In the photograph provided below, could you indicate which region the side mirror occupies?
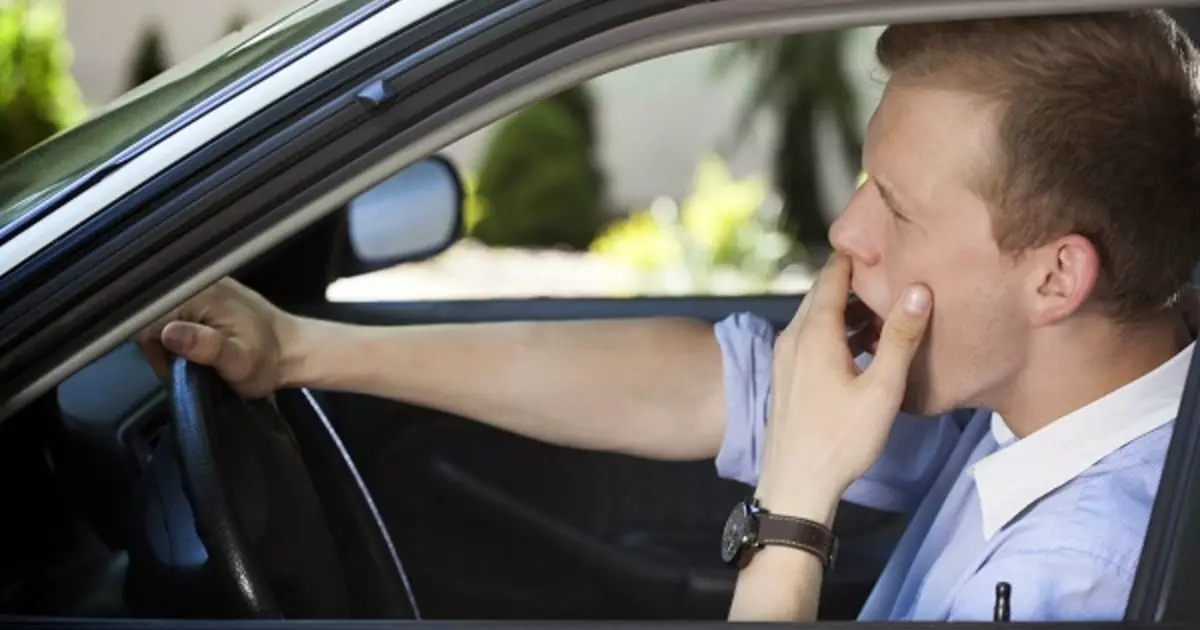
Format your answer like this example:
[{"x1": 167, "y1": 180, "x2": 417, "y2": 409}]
[{"x1": 335, "y1": 155, "x2": 464, "y2": 278}]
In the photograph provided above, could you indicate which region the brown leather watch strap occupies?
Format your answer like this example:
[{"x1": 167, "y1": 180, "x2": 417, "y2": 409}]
[{"x1": 757, "y1": 513, "x2": 838, "y2": 569}]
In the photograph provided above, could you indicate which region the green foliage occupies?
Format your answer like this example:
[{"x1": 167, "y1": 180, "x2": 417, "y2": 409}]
[
  {"x1": 590, "y1": 155, "x2": 803, "y2": 295},
  {"x1": 470, "y1": 85, "x2": 607, "y2": 250},
  {"x1": 460, "y1": 168, "x2": 486, "y2": 233},
  {"x1": 128, "y1": 23, "x2": 170, "y2": 90},
  {"x1": 0, "y1": 0, "x2": 86, "y2": 165}
]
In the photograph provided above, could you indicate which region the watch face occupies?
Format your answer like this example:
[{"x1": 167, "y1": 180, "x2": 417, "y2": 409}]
[{"x1": 720, "y1": 501, "x2": 754, "y2": 565}]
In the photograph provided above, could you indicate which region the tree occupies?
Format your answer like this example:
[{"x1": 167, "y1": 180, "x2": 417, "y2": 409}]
[
  {"x1": 0, "y1": 0, "x2": 86, "y2": 165},
  {"x1": 715, "y1": 31, "x2": 864, "y2": 248},
  {"x1": 127, "y1": 23, "x2": 169, "y2": 90}
]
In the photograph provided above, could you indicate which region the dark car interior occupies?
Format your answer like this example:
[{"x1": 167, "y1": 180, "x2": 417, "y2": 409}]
[{"x1": 0, "y1": 166, "x2": 909, "y2": 621}]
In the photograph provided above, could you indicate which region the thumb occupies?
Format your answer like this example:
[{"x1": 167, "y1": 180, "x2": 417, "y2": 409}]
[
  {"x1": 161, "y1": 321, "x2": 254, "y2": 383},
  {"x1": 161, "y1": 321, "x2": 208, "y2": 359},
  {"x1": 863, "y1": 285, "x2": 932, "y2": 393}
]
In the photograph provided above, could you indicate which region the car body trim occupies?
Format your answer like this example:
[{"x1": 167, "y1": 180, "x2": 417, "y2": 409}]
[
  {"x1": 0, "y1": 0, "x2": 398, "y2": 249},
  {"x1": 0, "y1": 0, "x2": 458, "y2": 278},
  {"x1": 1126, "y1": 290, "x2": 1200, "y2": 620},
  {"x1": 0, "y1": 0, "x2": 619, "y2": 413},
  {"x1": 0, "y1": 0, "x2": 524, "y2": 312}
]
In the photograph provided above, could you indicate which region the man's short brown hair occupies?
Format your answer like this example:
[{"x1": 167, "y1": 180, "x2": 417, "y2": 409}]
[{"x1": 877, "y1": 10, "x2": 1200, "y2": 321}]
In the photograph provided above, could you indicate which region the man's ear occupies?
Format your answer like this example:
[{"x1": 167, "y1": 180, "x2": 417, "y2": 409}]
[{"x1": 1025, "y1": 233, "x2": 1101, "y2": 326}]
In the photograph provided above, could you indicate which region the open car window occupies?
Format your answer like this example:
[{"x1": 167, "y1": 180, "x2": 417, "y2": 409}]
[{"x1": 0, "y1": 0, "x2": 383, "y2": 233}]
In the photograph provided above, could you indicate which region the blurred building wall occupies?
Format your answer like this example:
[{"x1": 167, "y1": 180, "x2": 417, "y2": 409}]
[
  {"x1": 62, "y1": 0, "x2": 287, "y2": 107},
  {"x1": 59, "y1": 0, "x2": 879, "y2": 217}
]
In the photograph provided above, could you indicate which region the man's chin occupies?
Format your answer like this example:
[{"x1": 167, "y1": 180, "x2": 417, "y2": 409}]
[
  {"x1": 898, "y1": 381, "x2": 942, "y2": 417},
  {"x1": 898, "y1": 395, "x2": 924, "y2": 416},
  {"x1": 860, "y1": 355, "x2": 945, "y2": 417},
  {"x1": 901, "y1": 393, "x2": 965, "y2": 419}
]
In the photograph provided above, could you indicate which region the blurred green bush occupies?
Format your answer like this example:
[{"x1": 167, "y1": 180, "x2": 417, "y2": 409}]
[
  {"x1": 469, "y1": 85, "x2": 607, "y2": 250},
  {"x1": 0, "y1": 0, "x2": 85, "y2": 165},
  {"x1": 461, "y1": 168, "x2": 486, "y2": 233},
  {"x1": 590, "y1": 154, "x2": 803, "y2": 295}
]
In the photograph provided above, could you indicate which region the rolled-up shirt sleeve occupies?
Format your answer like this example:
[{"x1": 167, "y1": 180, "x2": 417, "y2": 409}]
[{"x1": 712, "y1": 311, "x2": 963, "y2": 514}]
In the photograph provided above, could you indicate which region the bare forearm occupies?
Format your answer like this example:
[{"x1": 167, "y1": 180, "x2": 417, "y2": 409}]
[
  {"x1": 728, "y1": 489, "x2": 841, "y2": 621},
  {"x1": 728, "y1": 548, "x2": 824, "y2": 621},
  {"x1": 281, "y1": 316, "x2": 726, "y2": 460}
]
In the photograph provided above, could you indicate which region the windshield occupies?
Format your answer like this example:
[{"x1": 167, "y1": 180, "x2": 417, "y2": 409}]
[{"x1": 0, "y1": 0, "x2": 384, "y2": 233}]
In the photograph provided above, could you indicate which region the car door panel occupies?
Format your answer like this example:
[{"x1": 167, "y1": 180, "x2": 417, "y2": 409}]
[{"x1": 293, "y1": 296, "x2": 907, "y2": 620}]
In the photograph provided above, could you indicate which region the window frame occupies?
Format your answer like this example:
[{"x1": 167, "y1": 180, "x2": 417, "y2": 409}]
[{"x1": 0, "y1": 0, "x2": 402, "y2": 245}]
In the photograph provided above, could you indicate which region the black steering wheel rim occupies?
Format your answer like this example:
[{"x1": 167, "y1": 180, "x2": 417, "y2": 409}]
[
  {"x1": 169, "y1": 358, "x2": 284, "y2": 617},
  {"x1": 162, "y1": 356, "x2": 419, "y2": 619}
]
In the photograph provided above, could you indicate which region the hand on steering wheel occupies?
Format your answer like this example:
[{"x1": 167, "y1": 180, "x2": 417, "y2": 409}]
[{"x1": 125, "y1": 355, "x2": 419, "y2": 619}]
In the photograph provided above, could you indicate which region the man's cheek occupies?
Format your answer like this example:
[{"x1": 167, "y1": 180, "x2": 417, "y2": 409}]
[{"x1": 851, "y1": 273, "x2": 892, "y2": 316}]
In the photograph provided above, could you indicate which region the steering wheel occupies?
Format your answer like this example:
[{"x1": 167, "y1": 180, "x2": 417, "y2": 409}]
[{"x1": 125, "y1": 357, "x2": 419, "y2": 619}]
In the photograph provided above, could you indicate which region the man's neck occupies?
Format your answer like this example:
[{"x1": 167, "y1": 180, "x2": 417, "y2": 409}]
[{"x1": 991, "y1": 311, "x2": 1193, "y2": 439}]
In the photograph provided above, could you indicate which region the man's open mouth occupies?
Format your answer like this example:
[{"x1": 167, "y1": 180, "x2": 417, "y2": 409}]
[
  {"x1": 847, "y1": 295, "x2": 884, "y2": 356},
  {"x1": 864, "y1": 314, "x2": 884, "y2": 354}
]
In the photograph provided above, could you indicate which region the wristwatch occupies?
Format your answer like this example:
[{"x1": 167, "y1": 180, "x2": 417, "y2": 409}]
[{"x1": 720, "y1": 496, "x2": 838, "y2": 570}]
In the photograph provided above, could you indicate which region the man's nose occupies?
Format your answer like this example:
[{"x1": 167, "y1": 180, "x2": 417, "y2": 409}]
[{"x1": 828, "y1": 187, "x2": 880, "y2": 266}]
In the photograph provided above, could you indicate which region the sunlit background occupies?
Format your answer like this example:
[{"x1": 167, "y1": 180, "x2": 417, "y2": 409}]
[{"x1": 2, "y1": 0, "x2": 894, "y2": 302}]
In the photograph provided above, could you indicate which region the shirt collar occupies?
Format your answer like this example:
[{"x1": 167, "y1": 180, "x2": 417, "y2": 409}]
[{"x1": 972, "y1": 339, "x2": 1195, "y2": 541}]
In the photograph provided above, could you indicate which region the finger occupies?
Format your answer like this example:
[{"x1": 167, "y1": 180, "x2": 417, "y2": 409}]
[
  {"x1": 784, "y1": 294, "x2": 814, "y2": 341},
  {"x1": 784, "y1": 254, "x2": 846, "y2": 331},
  {"x1": 863, "y1": 284, "x2": 932, "y2": 393},
  {"x1": 789, "y1": 272, "x2": 823, "y2": 323},
  {"x1": 780, "y1": 285, "x2": 818, "y2": 343},
  {"x1": 164, "y1": 321, "x2": 260, "y2": 386},
  {"x1": 135, "y1": 279, "x2": 236, "y2": 379},
  {"x1": 135, "y1": 307, "x2": 187, "y2": 383},
  {"x1": 806, "y1": 253, "x2": 854, "y2": 328},
  {"x1": 160, "y1": 320, "x2": 233, "y2": 368}
]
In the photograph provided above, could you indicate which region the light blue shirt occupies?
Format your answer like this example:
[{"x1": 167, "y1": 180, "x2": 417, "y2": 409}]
[{"x1": 713, "y1": 312, "x2": 1192, "y2": 622}]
